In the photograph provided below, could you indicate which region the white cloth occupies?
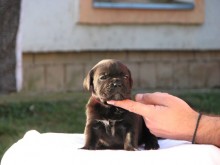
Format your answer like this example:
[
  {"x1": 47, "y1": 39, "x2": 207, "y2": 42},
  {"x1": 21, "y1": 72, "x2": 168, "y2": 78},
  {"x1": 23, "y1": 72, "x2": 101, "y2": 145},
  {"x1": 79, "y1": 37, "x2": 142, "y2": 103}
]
[{"x1": 1, "y1": 130, "x2": 220, "y2": 165}]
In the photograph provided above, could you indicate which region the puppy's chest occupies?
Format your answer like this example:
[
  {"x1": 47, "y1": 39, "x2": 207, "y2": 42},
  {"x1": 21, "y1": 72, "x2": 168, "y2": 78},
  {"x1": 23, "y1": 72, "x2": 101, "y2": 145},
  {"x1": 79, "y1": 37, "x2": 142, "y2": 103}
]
[
  {"x1": 100, "y1": 107, "x2": 125, "y2": 119},
  {"x1": 96, "y1": 118, "x2": 122, "y2": 134},
  {"x1": 94, "y1": 107, "x2": 127, "y2": 137}
]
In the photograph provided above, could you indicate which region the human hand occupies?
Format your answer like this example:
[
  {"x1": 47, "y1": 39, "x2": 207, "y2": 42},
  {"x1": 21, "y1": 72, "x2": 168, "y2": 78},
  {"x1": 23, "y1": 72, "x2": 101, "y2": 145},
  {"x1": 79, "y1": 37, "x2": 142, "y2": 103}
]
[{"x1": 107, "y1": 92, "x2": 198, "y2": 141}]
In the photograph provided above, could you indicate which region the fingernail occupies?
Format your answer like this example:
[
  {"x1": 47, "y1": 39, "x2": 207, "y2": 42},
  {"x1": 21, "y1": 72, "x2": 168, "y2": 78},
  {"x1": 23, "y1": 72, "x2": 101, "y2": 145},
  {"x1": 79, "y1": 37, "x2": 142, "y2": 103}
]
[
  {"x1": 135, "y1": 94, "x2": 143, "y2": 101},
  {"x1": 107, "y1": 100, "x2": 115, "y2": 105}
]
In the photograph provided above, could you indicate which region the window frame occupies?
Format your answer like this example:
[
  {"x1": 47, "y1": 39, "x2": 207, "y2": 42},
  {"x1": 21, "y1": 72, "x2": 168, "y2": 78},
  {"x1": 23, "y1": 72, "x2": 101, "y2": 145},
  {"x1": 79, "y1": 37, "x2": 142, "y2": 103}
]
[
  {"x1": 93, "y1": 1, "x2": 195, "y2": 10},
  {"x1": 78, "y1": 0, "x2": 204, "y2": 24}
]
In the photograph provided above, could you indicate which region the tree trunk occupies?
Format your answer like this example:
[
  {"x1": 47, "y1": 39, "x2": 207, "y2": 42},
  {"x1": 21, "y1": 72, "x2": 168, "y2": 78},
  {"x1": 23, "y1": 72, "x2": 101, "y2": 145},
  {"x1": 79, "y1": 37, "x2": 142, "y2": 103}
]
[{"x1": 0, "y1": 0, "x2": 21, "y2": 93}]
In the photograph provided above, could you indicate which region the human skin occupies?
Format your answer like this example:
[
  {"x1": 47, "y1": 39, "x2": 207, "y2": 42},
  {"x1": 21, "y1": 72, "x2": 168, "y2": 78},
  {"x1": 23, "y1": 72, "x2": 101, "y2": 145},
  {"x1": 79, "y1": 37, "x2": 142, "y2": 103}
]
[{"x1": 107, "y1": 92, "x2": 220, "y2": 148}]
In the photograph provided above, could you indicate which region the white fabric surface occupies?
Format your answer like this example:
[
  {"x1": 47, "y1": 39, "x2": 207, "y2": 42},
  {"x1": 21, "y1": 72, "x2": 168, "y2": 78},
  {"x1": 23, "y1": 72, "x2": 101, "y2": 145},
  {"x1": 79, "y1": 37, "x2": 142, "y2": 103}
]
[{"x1": 1, "y1": 130, "x2": 220, "y2": 165}]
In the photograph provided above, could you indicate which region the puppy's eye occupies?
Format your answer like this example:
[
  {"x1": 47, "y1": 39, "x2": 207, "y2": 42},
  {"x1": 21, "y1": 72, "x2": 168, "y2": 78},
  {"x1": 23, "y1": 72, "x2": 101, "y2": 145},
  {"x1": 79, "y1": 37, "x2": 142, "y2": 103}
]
[
  {"x1": 123, "y1": 75, "x2": 129, "y2": 79},
  {"x1": 99, "y1": 75, "x2": 108, "y2": 80}
]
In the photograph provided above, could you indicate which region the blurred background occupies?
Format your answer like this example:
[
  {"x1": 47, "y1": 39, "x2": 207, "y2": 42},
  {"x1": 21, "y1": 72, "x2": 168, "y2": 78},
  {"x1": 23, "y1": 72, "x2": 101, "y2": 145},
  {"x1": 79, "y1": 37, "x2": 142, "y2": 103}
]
[{"x1": 0, "y1": 0, "x2": 220, "y2": 160}]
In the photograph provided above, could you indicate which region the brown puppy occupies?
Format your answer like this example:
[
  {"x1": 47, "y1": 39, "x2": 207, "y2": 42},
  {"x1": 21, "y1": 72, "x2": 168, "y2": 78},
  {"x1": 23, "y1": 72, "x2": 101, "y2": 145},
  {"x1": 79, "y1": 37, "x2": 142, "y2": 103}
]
[{"x1": 82, "y1": 59, "x2": 159, "y2": 150}]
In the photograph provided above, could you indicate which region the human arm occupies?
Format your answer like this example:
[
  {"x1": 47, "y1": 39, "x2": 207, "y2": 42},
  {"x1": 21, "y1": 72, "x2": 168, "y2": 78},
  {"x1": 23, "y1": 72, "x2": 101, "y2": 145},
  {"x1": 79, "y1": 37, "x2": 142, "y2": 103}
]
[
  {"x1": 107, "y1": 92, "x2": 220, "y2": 147},
  {"x1": 197, "y1": 114, "x2": 220, "y2": 147}
]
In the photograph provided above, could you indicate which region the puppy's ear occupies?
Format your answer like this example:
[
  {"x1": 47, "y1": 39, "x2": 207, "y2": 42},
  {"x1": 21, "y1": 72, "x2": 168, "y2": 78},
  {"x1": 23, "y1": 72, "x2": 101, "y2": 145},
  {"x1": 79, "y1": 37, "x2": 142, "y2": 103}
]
[
  {"x1": 83, "y1": 69, "x2": 94, "y2": 92},
  {"x1": 128, "y1": 70, "x2": 133, "y2": 88}
]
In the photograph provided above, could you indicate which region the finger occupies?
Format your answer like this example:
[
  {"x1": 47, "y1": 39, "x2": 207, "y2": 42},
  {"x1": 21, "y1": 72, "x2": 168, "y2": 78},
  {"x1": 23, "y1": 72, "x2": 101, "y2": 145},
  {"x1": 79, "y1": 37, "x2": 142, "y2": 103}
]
[
  {"x1": 135, "y1": 92, "x2": 177, "y2": 107},
  {"x1": 107, "y1": 99, "x2": 155, "y2": 117}
]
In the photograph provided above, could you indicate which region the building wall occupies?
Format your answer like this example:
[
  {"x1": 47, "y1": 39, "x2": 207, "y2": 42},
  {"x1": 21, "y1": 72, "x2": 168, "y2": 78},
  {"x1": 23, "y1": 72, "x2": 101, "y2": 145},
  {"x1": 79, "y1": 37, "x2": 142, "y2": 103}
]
[
  {"x1": 21, "y1": 0, "x2": 220, "y2": 51},
  {"x1": 23, "y1": 51, "x2": 220, "y2": 92},
  {"x1": 20, "y1": 0, "x2": 220, "y2": 92}
]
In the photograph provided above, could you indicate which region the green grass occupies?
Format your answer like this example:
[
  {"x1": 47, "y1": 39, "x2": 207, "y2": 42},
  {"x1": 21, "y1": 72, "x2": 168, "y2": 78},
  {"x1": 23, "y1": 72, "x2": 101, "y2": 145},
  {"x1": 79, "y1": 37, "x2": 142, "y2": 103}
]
[
  {"x1": 0, "y1": 90, "x2": 220, "y2": 160},
  {"x1": 0, "y1": 91, "x2": 89, "y2": 160}
]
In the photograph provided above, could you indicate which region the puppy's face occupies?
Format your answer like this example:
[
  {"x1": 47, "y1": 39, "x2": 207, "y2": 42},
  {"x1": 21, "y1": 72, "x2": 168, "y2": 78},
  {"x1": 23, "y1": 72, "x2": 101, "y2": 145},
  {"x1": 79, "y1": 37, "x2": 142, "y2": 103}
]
[{"x1": 84, "y1": 59, "x2": 133, "y2": 103}]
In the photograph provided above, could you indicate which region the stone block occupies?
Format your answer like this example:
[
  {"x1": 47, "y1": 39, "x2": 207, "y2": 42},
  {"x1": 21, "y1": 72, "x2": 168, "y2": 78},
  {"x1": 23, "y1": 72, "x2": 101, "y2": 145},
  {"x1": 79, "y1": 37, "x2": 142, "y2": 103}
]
[
  {"x1": 209, "y1": 51, "x2": 220, "y2": 61},
  {"x1": 91, "y1": 52, "x2": 127, "y2": 63},
  {"x1": 194, "y1": 51, "x2": 212, "y2": 62},
  {"x1": 188, "y1": 62, "x2": 220, "y2": 88},
  {"x1": 65, "y1": 64, "x2": 84, "y2": 91},
  {"x1": 45, "y1": 65, "x2": 64, "y2": 91},
  {"x1": 154, "y1": 52, "x2": 178, "y2": 62},
  {"x1": 34, "y1": 53, "x2": 59, "y2": 65},
  {"x1": 195, "y1": 51, "x2": 220, "y2": 62},
  {"x1": 205, "y1": 62, "x2": 220, "y2": 88},
  {"x1": 23, "y1": 65, "x2": 45, "y2": 91},
  {"x1": 173, "y1": 62, "x2": 189, "y2": 88},
  {"x1": 177, "y1": 51, "x2": 195, "y2": 62},
  {"x1": 139, "y1": 63, "x2": 157, "y2": 89},
  {"x1": 156, "y1": 63, "x2": 173, "y2": 88},
  {"x1": 127, "y1": 51, "x2": 155, "y2": 62},
  {"x1": 189, "y1": 62, "x2": 207, "y2": 88},
  {"x1": 23, "y1": 53, "x2": 34, "y2": 65},
  {"x1": 66, "y1": 52, "x2": 92, "y2": 64},
  {"x1": 34, "y1": 52, "x2": 93, "y2": 65}
]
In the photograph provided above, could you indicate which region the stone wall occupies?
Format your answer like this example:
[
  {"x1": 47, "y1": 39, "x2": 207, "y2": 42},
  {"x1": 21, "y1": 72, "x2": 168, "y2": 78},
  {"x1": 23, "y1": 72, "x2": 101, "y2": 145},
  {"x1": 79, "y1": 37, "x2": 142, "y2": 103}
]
[{"x1": 23, "y1": 51, "x2": 220, "y2": 92}]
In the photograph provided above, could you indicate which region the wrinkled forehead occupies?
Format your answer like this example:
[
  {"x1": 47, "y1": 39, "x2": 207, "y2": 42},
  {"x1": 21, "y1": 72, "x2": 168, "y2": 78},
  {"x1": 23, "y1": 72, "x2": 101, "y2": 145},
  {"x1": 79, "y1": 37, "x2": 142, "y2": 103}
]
[{"x1": 94, "y1": 61, "x2": 130, "y2": 76}]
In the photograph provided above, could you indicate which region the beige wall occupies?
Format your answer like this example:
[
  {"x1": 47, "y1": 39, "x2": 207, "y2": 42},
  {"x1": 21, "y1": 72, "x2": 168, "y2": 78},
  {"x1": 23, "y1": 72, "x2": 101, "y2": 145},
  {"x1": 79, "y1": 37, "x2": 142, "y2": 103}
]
[{"x1": 22, "y1": 51, "x2": 220, "y2": 92}]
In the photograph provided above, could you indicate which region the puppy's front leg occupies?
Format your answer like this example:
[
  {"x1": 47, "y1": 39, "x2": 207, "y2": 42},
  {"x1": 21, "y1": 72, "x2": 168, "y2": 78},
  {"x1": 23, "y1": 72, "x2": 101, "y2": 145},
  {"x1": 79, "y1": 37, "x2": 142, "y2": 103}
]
[
  {"x1": 124, "y1": 132, "x2": 138, "y2": 151},
  {"x1": 81, "y1": 123, "x2": 98, "y2": 150}
]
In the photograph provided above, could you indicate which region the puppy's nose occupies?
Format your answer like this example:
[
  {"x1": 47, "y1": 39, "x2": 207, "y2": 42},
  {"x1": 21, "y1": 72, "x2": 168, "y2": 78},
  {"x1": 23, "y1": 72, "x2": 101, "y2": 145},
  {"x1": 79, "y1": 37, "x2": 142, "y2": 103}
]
[{"x1": 113, "y1": 82, "x2": 122, "y2": 88}]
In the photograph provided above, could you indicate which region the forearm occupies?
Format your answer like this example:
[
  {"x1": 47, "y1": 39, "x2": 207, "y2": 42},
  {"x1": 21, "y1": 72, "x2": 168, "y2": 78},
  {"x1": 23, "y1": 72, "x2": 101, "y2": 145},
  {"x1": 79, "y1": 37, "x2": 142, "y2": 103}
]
[{"x1": 196, "y1": 115, "x2": 220, "y2": 148}]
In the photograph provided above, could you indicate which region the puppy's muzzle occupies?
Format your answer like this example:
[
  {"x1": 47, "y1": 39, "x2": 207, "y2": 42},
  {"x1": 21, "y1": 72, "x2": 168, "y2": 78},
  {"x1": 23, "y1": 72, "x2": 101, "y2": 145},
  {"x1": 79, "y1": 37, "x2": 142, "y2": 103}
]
[
  {"x1": 112, "y1": 82, "x2": 122, "y2": 88},
  {"x1": 111, "y1": 79, "x2": 122, "y2": 88}
]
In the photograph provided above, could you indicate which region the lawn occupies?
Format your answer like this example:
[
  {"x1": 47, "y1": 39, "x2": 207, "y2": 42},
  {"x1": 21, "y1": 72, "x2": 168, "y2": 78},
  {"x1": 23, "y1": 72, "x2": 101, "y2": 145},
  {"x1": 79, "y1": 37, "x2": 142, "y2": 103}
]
[{"x1": 0, "y1": 90, "x2": 220, "y2": 160}]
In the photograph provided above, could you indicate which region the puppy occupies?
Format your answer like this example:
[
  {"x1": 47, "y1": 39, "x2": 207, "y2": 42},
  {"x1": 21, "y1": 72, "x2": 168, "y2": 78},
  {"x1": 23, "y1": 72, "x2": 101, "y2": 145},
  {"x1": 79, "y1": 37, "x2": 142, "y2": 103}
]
[{"x1": 81, "y1": 59, "x2": 159, "y2": 150}]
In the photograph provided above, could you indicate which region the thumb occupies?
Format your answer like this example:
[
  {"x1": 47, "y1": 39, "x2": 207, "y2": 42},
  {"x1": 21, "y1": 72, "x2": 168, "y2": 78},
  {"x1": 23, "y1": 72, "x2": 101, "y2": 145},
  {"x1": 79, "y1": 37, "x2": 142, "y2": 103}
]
[{"x1": 107, "y1": 99, "x2": 155, "y2": 117}]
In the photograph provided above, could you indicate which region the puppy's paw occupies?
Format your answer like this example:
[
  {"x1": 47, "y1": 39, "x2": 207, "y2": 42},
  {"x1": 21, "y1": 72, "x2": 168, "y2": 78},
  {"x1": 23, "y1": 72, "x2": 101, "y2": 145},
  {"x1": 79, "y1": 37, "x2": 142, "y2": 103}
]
[
  {"x1": 145, "y1": 141, "x2": 159, "y2": 150},
  {"x1": 144, "y1": 137, "x2": 159, "y2": 150},
  {"x1": 80, "y1": 145, "x2": 95, "y2": 150},
  {"x1": 124, "y1": 144, "x2": 138, "y2": 151}
]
